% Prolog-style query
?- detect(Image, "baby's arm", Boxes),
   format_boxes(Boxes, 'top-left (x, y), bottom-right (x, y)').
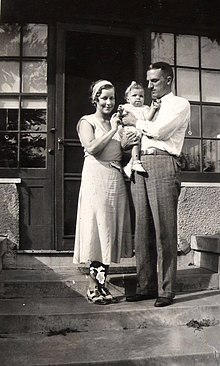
top-left (144, 100), bottom-right (161, 121)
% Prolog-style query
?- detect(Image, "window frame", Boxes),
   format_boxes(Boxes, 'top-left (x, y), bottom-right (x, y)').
top-left (0, 23), bottom-right (48, 176)
top-left (149, 28), bottom-right (220, 182)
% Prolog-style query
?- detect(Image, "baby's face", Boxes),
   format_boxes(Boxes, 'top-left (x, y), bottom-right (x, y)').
top-left (127, 88), bottom-right (145, 107)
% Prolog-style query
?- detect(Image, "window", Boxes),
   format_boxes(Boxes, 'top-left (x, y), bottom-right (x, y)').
top-left (0, 24), bottom-right (48, 168)
top-left (151, 32), bottom-right (220, 175)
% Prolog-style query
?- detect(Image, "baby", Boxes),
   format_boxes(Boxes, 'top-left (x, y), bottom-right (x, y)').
top-left (118, 81), bottom-right (160, 178)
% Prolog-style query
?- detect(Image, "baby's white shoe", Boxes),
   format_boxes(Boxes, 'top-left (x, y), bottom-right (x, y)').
top-left (123, 163), bottom-right (132, 178)
top-left (132, 160), bottom-right (145, 172)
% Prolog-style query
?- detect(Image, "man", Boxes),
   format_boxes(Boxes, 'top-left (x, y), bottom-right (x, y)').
top-left (123, 62), bottom-right (190, 307)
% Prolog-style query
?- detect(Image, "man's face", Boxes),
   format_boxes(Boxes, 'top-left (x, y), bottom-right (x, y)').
top-left (147, 68), bottom-right (171, 100)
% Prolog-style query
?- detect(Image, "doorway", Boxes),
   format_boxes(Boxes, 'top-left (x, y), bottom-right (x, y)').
top-left (55, 25), bottom-right (140, 250)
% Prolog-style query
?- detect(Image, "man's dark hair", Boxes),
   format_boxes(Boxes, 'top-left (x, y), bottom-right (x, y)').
top-left (148, 62), bottom-right (173, 81)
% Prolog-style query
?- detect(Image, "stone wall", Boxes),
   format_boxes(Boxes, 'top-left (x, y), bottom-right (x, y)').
top-left (0, 179), bottom-right (20, 270)
top-left (178, 183), bottom-right (220, 251)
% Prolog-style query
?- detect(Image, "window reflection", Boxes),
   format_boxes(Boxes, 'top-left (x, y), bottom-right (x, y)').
top-left (177, 68), bottom-right (199, 101)
top-left (151, 33), bottom-right (174, 64)
top-left (180, 139), bottom-right (201, 171)
top-left (0, 24), bottom-right (20, 56)
top-left (22, 61), bottom-right (47, 93)
top-left (187, 105), bottom-right (200, 137)
top-left (0, 98), bottom-right (19, 131)
top-left (203, 140), bottom-right (220, 172)
top-left (0, 132), bottom-right (18, 167)
top-left (0, 109), bottom-right (18, 131)
top-left (0, 61), bottom-right (20, 92)
top-left (23, 24), bottom-right (47, 57)
top-left (177, 35), bottom-right (199, 67)
top-left (20, 133), bottom-right (46, 168)
top-left (202, 106), bottom-right (220, 138)
top-left (201, 37), bottom-right (220, 69)
top-left (202, 70), bottom-right (220, 102)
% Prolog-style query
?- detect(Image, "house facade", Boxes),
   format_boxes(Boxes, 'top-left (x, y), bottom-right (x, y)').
top-left (0, 0), bottom-right (220, 261)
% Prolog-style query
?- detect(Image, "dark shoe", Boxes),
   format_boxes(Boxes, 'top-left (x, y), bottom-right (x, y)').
top-left (154, 297), bottom-right (173, 307)
top-left (177, 246), bottom-right (191, 256)
top-left (126, 293), bottom-right (157, 302)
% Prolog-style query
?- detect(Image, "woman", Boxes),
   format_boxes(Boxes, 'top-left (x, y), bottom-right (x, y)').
top-left (73, 80), bottom-right (133, 305)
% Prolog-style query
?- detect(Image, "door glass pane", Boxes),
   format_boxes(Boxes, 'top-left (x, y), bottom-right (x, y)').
top-left (201, 37), bottom-right (220, 69)
top-left (0, 61), bottom-right (20, 92)
top-left (0, 98), bottom-right (19, 130)
top-left (177, 35), bottom-right (199, 67)
top-left (21, 98), bottom-right (47, 132)
top-left (0, 132), bottom-right (18, 167)
top-left (20, 133), bottom-right (46, 168)
top-left (177, 68), bottom-right (199, 101)
top-left (202, 70), bottom-right (220, 102)
top-left (22, 61), bottom-right (47, 93)
top-left (151, 32), bottom-right (174, 64)
top-left (187, 105), bottom-right (200, 137)
top-left (0, 109), bottom-right (19, 131)
top-left (23, 24), bottom-right (48, 57)
top-left (0, 24), bottom-right (20, 56)
top-left (202, 106), bottom-right (220, 138)
top-left (180, 139), bottom-right (201, 171)
top-left (203, 140), bottom-right (220, 172)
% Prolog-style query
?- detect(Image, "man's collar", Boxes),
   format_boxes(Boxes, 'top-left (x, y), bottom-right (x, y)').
top-left (161, 92), bottom-right (173, 101)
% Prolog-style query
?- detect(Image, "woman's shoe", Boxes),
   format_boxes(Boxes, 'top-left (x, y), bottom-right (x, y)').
top-left (99, 286), bottom-right (119, 303)
top-left (86, 288), bottom-right (109, 305)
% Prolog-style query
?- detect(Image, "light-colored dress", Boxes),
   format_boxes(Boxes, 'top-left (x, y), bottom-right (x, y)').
top-left (73, 114), bottom-right (133, 265)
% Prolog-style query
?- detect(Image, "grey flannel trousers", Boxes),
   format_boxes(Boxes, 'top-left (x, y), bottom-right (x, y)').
top-left (130, 153), bottom-right (181, 299)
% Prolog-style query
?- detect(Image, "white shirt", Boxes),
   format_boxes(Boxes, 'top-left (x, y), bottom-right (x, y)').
top-left (136, 92), bottom-right (190, 156)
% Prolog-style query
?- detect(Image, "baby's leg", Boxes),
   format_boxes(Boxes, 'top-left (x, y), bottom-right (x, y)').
top-left (131, 145), bottom-right (140, 161)
top-left (132, 142), bottom-right (145, 173)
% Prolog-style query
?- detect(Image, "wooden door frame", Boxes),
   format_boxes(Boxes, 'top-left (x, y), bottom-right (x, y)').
top-left (55, 22), bottom-right (144, 250)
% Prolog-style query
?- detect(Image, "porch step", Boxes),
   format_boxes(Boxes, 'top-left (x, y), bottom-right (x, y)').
top-left (1, 266), bottom-right (220, 365)
top-left (1, 324), bottom-right (220, 366)
top-left (0, 266), bottom-right (218, 299)
top-left (191, 235), bottom-right (220, 272)
top-left (7, 250), bottom-right (194, 270)
top-left (0, 289), bottom-right (220, 334)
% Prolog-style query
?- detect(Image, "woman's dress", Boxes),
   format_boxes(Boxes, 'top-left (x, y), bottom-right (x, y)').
top-left (73, 114), bottom-right (132, 265)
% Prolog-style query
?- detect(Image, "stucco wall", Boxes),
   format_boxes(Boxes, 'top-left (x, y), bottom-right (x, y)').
top-left (178, 184), bottom-right (220, 250)
top-left (0, 180), bottom-right (20, 268)
top-left (1, 180), bottom-right (219, 266)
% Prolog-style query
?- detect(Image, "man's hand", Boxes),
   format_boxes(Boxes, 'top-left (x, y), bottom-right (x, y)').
top-left (122, 111), bottom-right (137, 127)
top-left (121, 130), bottom-right (139, 150)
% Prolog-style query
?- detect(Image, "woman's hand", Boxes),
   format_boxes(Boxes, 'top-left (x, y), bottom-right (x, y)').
top-left (122, 111), bottom-right (137, 127)
top-left (110, 113), bottom-right (121, 131)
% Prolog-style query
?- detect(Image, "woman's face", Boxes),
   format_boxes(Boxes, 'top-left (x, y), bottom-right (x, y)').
top-left (96, 87), bottom-right (115, 115)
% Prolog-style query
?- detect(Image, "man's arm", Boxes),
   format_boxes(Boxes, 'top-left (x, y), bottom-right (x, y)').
top-left (136, 100), bottom-right (190, 140)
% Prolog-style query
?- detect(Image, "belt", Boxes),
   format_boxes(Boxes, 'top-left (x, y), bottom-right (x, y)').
top-left (140, 148), bottom-right (171, 156)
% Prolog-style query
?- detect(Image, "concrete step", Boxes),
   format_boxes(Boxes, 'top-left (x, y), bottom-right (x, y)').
top-left (1, 289), bottom-right (220, 334)
top-left (0, 266), bottom-right (218, 298)
top-left (7, 250), bottom-right (194, 270)
top-left (0, 323), bottom-right (220, 365)
top-left (191, 235), bottom-right (220, 273)
top-left (0, 266), bottom-right (218, 299)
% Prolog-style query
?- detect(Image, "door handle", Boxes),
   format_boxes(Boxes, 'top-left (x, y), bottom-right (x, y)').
top-left (57, 137), bottom-right (64, 151)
